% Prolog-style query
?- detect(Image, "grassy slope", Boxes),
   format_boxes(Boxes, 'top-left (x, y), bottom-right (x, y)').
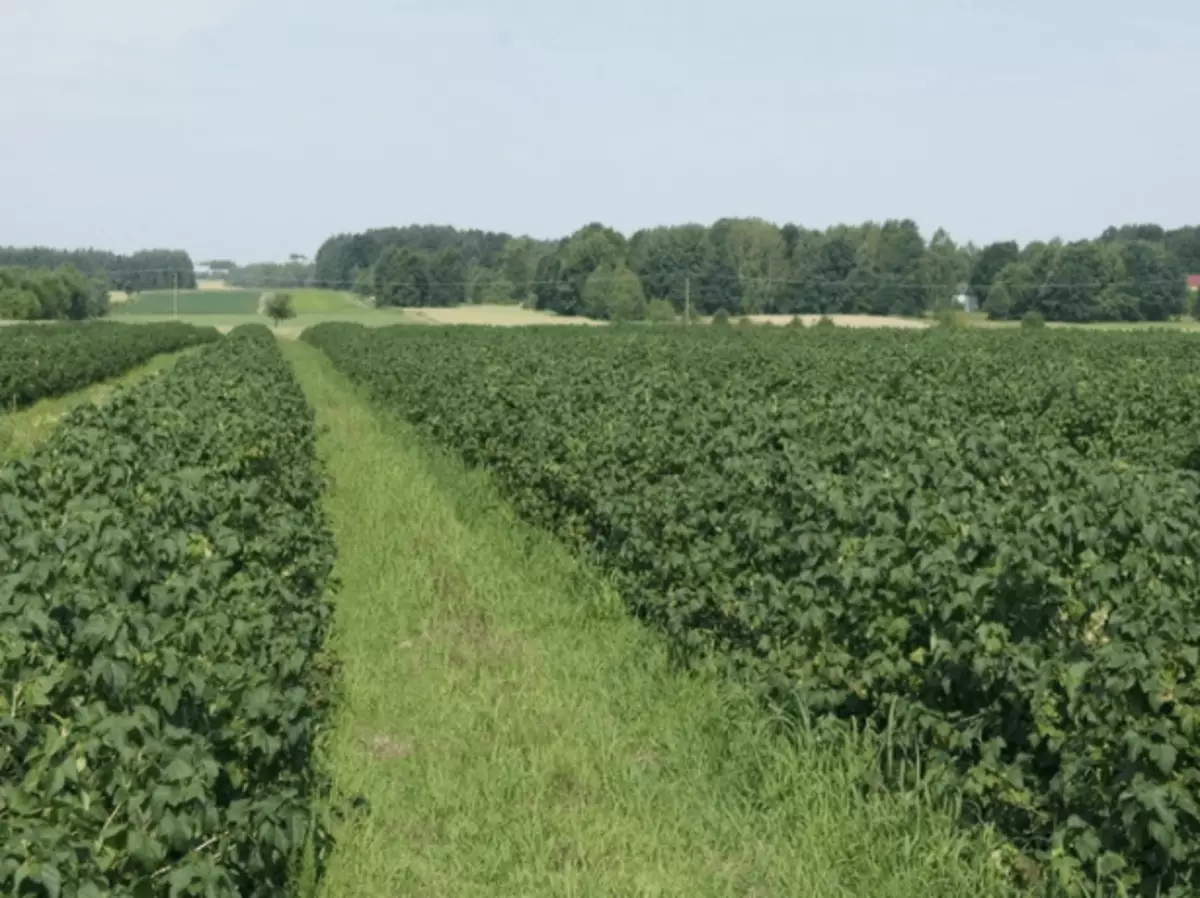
top-left (284, 340), bottom-right (1023, 898)
top-left (0, 347), bottom-right (200, 460)
top-left (289, 289), bottom-right (364, 313)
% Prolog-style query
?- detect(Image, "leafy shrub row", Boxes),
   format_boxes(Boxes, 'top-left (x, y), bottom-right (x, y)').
top-left (0, 321), bottom-right (220, 410)
top-left (305, 322), bottom-right (1200, 896)
top-left (0, 325), bottom-right (336, 897)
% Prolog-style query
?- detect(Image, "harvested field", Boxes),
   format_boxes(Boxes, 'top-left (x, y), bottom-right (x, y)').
top-left (403, 304), bottom-right (606, 326)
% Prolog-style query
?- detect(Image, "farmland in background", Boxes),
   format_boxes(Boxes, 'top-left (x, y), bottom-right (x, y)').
top-left (114, 288), bottom-right (262, 316)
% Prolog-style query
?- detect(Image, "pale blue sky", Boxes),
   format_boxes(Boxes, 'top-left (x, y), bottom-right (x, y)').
top-left (1, 0), bottom-right (1196, 263)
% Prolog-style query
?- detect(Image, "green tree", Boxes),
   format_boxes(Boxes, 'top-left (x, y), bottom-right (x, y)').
top-left (265, 293), bottom-right (296, 328)
top-left (628, 225), bottom-right (709, 312)
top-left (1038, 242), bottom-right (1112, 321)
top-left (646, 298), bottom-right (677, 323)
top-left (373, 247), bottom-right (430, 307)
top-left (583, 263), bottom-right (646, 321)
top-left (697, 225), bottom-right (742, 315)
top-left (787, 229), bottom-right (859, 314)
top-left (968, 242), bottom-right (1020, 310)
top-left (720, 218), bottom-right (788, 314)
top-left (867, 219), bottom-right (927, 316)
top-left (428, 248), bottom-right (468, 306)
top-left (842, 240), bottom-right (880, 314)
top-left (536, 224), bottom-right (627, 316)
top-left (500, 237), bottom-right (545, 304)
top-left (920, 227), bottom-right (971, 311)
top-left (1120, 240), bottom-right (1187, 321)
top-left (1163, 225), bottom-right (1200, 274)
top-left (227, 259), bottom-right (314, 289)
top-left (1098, 286), bottom-right (1140, 321)
top-left (353, 268), bottom-right (374, 299)
top-left (468, 268), bottom-right (517, 305)
top-left (986, 262), bottom-right (1038, 320)
top-left (984, 282), bottom-right (1014, 320)
top-left (0, 287), bottom-right (39, 320)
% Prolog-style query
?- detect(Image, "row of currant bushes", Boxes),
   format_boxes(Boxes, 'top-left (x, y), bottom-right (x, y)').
top-left (0, 321), bottom-right (220, 410)
top-left (0, 325), bottom-right (337, 897)
top-left (304, 322), bottom-right (1200, 897)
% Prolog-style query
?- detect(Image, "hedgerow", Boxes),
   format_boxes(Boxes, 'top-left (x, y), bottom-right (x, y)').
top-left (0, 321), bottom-right (220, 410)
top-left (0, 324), bottom-right (336, 897)
top-left (305, 321), bottom-right (1200, 896)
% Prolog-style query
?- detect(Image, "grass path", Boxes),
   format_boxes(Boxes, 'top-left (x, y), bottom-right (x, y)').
top-left (284, 340), bottom-right (1023, 898)
top-left (0, 346), bottom-right (201, 460)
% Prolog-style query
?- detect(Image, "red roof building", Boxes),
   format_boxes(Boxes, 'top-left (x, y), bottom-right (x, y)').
top-left (1189, 275), bottom-right (1200, 290)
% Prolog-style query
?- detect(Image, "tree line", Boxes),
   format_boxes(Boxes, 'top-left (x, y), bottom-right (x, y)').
top-left (970, 238), bottom-right (1187, 322)
top-left (0, 247), bottom-right (196, 295)
top-left (210, 255), bottom-right (316, 289)
top-left (314, 221), bottom-right (1199, 322)
top-left (315, 225), bottom-right (552, 307)
top-left (0, 266), bottom-right (109, 320)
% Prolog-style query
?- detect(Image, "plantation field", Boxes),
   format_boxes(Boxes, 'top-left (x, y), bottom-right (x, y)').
top-left (0, 345), bottom-right (203, 460)
top-left (14, 320), bottom-right (1200, 896)
top-left (283, 340), bottom-right (1022, 898)
top-left (0, 326), bottom-right (335, 894)
top-left (0, 320), bottom-right (218, 409)
top-left (114, 288), bottom-right (262, 315)
top-left (305, 322), bottom-right (1200, 896)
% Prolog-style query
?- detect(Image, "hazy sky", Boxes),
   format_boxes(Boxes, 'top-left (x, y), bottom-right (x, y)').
top-left (1, 0), bottom-right (1196, 263)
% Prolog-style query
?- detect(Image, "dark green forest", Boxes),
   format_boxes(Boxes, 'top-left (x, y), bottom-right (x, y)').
top-left (0, 267), bottom-right (110, 321)
top-left (315, 221), bottom-right (1200, 322)
top-left (0, 247), bottom-right (196, 295)
top-left (221, 255), bottom-right (315, 289)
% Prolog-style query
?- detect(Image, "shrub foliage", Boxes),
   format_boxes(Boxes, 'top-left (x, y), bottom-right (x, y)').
top-left (0, 325), bottom-right (336, 896)
top-left (0, 322), bottom-right (219, 410)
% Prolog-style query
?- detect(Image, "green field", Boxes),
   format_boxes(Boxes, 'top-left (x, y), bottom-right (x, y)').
top-left (115, 289), bottom-right (262, 315)
top-left (10, 321), bottom-right (1200, 896)
top-left (289, 288), bottom-right (363, 313)
top-left (303, 322), bottom-right (1200, 897)
top-left (110, 288), bottom-right (411, 334)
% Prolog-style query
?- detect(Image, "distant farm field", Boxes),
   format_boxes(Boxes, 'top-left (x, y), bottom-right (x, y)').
top-left (404, 304), bottom-right (605, 326)
top-left (116, 289), bottom-right (262, 316)
top-left (289, 289), bottom-right (362, 313)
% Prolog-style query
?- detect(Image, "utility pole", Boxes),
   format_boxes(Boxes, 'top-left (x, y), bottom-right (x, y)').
top-left (173, 272), bottom-right (179, 320)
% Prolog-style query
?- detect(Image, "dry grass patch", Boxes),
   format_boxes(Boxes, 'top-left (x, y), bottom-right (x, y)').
top-left (747, 314), bottom-right (930, 329)
top-left (405, 304), bottom-right (605, 327)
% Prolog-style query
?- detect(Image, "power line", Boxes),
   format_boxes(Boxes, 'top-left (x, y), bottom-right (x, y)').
top-left (96, 269), bottom-right (1193, 292)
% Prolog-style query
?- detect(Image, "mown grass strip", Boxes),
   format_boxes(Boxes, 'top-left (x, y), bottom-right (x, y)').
top-left (284, 340), bottom-right (1022, 898)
